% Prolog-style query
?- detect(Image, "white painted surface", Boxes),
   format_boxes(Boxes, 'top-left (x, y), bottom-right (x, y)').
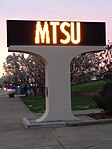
top-left (9, 46), bottom-right (103, 122)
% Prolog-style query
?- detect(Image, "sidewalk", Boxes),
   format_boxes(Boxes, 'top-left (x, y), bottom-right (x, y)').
top-left (0, 91), bottom-right (112, 148)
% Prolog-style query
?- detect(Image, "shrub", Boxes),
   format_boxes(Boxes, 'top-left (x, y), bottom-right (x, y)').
top-left (93, 81), bottom-right (112, 114)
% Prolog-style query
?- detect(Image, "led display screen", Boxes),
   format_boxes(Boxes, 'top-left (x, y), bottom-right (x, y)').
top-left (7, 20), bottom-right (106, 47)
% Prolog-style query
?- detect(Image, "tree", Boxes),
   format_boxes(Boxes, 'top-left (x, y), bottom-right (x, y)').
top-left (93, 42), bottom-right (112, 114)
top-left (94, 81), bottom-right (112, 114)
top-left (3, 53), bottom-right (22, 86)
top-left (0, 77), bottom-right (4, 88)
top-left (71, 52), bottom-right (100, 83)
top-left (101, 43), bottom-right (112, 80)
top-left (71, 44), bottom-right (112, 84)
top-left (3, 53), bottom-right (45, 96)
top-left (24, 55), bottom-right (45, 96)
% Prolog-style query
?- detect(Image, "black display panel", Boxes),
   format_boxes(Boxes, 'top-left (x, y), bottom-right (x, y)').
top-left (7, 20), bottom-right (106, 47)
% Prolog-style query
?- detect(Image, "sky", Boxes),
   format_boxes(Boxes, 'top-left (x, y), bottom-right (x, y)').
top-left (0, 0), bottom-right (112, 77)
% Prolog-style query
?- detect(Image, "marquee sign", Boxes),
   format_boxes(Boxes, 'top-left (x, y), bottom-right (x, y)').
top-left (7, 20), bottom-right (106, 47)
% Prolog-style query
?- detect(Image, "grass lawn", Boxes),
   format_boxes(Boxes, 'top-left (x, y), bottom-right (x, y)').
top-left (21, 95), bottom-right (97, 113)
top-left (71, 96), bottom-right (96, 110)
top-left (21, 95), bottom-right (45, 113)
top-left (71, 80), bottom-right (107, 92)
top-left (21, 80), bottom-right (107, 113)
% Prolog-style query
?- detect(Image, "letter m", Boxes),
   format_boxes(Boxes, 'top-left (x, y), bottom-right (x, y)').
top-left (35, 21), bottom-right (50, 44)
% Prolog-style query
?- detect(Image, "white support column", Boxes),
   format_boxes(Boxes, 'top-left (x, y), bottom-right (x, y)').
top-left (36, 56), bottom-right (76, 122)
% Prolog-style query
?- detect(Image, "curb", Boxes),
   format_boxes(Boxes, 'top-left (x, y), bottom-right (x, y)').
top-left (23, 115), bottom-right (112, 129)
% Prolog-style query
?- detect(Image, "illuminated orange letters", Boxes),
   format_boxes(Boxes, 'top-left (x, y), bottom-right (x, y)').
top-left (35, 21), bottom-right (50, 44)
top-left (35, 21), bottom-right (81, 45)
top-left (50, 22), bottom-right (60, 44)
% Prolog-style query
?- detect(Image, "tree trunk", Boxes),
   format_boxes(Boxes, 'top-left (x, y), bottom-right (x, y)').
top-left (24, 85), bottom-right (28, 96)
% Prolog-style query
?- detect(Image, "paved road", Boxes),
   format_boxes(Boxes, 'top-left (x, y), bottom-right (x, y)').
top-left (0, 89), bottom-right (8, 96)
top-left (0, 90), bottom-right (112, 149)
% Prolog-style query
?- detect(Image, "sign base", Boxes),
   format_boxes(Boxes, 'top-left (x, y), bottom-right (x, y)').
top-left (9, 46), bottom-right (104, 123)
top-left (23, 116), bottom-right (80, 129)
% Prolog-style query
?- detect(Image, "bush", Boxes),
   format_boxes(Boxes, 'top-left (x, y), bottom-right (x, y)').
top-left (93, 81), bottom-right (112, 114)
